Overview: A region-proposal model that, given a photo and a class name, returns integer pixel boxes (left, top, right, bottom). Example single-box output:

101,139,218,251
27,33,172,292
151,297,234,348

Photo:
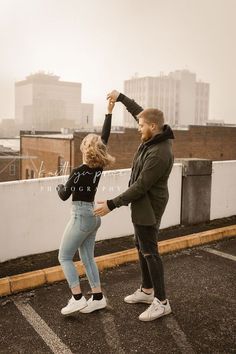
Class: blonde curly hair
80,134,115,169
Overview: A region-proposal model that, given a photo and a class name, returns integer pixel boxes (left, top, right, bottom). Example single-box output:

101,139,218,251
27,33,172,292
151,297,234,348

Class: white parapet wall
210,160,236,220
0,164,182,262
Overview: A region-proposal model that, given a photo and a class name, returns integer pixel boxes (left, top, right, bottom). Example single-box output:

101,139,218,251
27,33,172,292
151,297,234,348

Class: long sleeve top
57,114,112,202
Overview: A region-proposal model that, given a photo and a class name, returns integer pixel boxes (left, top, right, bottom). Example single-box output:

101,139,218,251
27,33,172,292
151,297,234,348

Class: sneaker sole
61,304,88,316
124,299,154,304
80,304,107,314
139,308,172,322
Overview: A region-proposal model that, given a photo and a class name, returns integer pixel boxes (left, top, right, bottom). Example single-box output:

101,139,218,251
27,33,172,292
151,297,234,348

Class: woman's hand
107,98,115,114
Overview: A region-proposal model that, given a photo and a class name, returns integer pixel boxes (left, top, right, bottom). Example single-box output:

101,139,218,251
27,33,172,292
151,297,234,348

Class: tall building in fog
124,70,209,128
15,72,93,131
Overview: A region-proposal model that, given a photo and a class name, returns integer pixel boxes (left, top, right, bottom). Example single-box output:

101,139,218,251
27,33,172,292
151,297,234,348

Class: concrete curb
1,225,236,297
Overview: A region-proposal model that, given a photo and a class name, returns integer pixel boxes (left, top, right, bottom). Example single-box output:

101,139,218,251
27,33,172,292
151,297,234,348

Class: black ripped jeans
134,224,166,301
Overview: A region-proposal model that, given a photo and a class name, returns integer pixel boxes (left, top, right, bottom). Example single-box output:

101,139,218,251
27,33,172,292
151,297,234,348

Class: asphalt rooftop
0,237,235,354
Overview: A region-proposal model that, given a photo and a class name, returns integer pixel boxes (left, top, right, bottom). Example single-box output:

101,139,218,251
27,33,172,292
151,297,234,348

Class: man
94,90,174,321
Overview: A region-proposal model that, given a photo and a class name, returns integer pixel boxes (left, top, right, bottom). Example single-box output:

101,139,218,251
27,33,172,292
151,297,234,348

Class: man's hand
107,90,120,102
94,201,111,217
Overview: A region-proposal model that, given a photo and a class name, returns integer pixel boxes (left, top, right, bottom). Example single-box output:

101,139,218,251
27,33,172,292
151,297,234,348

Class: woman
57,99,115,316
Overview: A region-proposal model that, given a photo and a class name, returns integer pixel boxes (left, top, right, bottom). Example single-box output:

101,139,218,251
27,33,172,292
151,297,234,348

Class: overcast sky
0,0,235,125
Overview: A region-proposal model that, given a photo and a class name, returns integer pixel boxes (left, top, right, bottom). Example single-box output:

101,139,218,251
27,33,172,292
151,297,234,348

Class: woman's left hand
107,98,115,114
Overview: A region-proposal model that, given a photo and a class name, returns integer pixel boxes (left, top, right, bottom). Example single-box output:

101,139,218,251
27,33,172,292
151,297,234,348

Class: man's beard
141,136,147,143
140,130,152,142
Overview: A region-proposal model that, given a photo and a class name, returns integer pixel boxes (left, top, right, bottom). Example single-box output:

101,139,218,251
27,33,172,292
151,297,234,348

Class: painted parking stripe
14,300,73,354
101,304,194,354
204,248,236,261
165,316,195,354
100,312,125,354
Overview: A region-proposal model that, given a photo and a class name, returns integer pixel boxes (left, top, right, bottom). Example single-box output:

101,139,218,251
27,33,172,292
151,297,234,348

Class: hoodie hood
144,124,174,147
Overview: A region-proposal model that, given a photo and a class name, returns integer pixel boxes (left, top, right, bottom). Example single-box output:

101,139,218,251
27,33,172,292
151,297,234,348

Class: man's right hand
107,90,120,102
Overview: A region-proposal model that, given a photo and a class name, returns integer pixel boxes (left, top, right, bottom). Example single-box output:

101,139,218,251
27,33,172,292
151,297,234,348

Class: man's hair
138,108,164,129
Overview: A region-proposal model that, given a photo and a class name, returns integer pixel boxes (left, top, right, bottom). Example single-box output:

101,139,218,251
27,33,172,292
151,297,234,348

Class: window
58,156,66,176
31,170,35,179
9,164,16,176
25,169,30,179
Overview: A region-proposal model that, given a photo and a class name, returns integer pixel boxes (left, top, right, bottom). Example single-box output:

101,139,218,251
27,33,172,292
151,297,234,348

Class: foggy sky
0,0,235,125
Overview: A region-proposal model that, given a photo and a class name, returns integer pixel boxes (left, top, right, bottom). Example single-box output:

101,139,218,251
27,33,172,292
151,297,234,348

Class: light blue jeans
58,201,101,289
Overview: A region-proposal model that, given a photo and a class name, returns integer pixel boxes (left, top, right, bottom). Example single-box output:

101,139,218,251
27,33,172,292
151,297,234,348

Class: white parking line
204,248,236,261
14,300,73,354
165,316,195,354
100,312,125,354
101,306,195,354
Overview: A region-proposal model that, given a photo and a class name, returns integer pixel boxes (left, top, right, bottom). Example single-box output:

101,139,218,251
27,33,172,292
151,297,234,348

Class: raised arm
101,99,115,145
107,90,143,122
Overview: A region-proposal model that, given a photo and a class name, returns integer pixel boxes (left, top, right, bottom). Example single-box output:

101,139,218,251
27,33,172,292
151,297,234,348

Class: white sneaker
80,296,107,313
139,298,172,321
61,296,87,316
124,288,154,304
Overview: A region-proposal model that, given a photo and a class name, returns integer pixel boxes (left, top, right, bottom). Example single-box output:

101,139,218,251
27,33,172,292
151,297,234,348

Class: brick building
20,133,73,179
0,139,21,182
20,125,236,180
173,125,236,160
0,150,20,182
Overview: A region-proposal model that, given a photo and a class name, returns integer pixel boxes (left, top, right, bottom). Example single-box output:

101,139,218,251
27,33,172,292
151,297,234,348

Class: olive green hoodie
107,94,174,225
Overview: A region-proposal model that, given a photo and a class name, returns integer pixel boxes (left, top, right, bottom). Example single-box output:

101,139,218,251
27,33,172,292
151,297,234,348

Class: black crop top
57,114,112,202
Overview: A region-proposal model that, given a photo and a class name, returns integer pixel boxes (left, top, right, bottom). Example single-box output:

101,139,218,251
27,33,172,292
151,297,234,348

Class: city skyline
124,70,209,128
15,72,94,131
0,0,235,126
